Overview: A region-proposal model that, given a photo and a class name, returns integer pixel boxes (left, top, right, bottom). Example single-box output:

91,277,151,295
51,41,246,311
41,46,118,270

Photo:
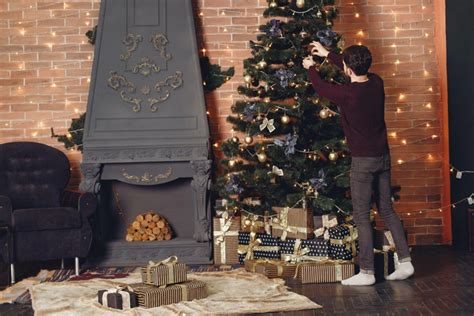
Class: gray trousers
351,154,411,273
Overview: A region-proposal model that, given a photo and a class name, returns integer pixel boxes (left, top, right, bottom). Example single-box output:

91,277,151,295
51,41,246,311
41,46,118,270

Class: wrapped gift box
374,228,408,252
130,280,207,308
98,287,138,310
374,249,397,281
279,237,330,262
213,214,240,265
238,231,280,264
244,259,297,278
272,207,314,240
328,224,358,261
294,261,355,284
141,256,187,287
313,214,339,231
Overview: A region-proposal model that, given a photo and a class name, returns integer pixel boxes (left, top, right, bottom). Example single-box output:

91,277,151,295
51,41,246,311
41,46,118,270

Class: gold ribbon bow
314,214,338,240
259,117,276,133
329,224,358,256
274,207,309,241
237,231,262,261
146,256,178,284
242,214,265,233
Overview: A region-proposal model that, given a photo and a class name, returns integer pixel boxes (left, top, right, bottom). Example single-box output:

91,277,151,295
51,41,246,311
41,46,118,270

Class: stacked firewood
126,212,173,242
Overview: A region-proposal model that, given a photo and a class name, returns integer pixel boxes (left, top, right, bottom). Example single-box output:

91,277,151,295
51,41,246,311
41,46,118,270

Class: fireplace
80,0,212,266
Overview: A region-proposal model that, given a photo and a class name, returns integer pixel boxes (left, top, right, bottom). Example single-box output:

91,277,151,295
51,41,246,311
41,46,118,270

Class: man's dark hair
342,45,372,76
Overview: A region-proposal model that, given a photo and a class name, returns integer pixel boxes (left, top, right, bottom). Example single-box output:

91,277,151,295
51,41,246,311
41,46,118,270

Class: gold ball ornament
281,114,290,124
258,60,267,69
244,135,253,144
244,219,252,227
329,152,339,161
228,159,236,167
244,75,252,83
231,136,239,143
257,152,268,163
270,1,278,8
319,108,329,119
296,0,305,8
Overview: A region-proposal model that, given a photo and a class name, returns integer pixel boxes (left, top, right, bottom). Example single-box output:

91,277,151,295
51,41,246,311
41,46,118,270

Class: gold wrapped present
244,259,297,279
213,212,240,265
140,256,187,287
130,280,207,308
237,231,280,262
272,207,314,240
294,260,355,284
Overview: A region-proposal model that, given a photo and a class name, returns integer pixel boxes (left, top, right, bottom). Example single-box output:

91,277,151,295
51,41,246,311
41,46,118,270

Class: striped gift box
244,259,297,279
294,261,355,284
213,216,240,265
140,259,187,287
130,280,207,308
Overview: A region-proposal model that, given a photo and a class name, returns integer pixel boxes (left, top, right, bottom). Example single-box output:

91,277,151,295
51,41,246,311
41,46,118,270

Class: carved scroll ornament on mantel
107,33,183,113
121,167,173,183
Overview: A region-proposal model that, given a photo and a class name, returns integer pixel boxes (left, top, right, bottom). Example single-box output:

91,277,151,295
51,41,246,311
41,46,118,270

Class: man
303,42,414,286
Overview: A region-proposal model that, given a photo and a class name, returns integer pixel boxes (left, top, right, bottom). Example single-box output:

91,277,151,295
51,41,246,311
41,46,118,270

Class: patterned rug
29,268,321,315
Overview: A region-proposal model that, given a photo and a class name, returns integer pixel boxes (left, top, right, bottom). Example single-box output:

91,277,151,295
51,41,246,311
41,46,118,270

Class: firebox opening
100,178,194,242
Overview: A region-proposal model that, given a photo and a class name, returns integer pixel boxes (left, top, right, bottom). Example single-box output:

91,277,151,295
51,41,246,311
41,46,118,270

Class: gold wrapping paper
294,260,355,284
130,280,207,308
213,215,240,265
244,259,297,279
140,256,187,287
272,207,314,240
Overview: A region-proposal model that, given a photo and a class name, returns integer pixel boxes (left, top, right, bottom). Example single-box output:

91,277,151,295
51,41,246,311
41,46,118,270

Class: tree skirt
30,268,321,315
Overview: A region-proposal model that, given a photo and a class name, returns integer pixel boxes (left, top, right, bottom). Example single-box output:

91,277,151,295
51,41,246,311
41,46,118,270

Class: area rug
30,268,321,315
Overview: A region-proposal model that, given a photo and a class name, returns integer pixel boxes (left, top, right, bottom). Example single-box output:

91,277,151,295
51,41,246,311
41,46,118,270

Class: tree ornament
259,117,276,133
228,159,236,167
257,60,267,69
316,10,323,18
244,219,252,226
270,1,278,7
244,74,252,83
281,114,290,124
329,151,339,161
319,108,329,119
264,97,271,103
312,154,320,161
231,136,240,143
296,0,305,9
244,135,253,144
257,152,268,163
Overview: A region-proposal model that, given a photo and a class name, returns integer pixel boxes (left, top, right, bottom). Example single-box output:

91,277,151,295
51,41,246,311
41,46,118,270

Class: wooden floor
1,246,474,315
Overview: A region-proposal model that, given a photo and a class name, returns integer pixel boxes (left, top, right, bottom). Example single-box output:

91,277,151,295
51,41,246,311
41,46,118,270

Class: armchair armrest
0,195,13,225
61,190,97,218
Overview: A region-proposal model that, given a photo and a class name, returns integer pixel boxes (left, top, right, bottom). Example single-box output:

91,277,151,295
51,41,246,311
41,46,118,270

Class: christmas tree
215,0,353,217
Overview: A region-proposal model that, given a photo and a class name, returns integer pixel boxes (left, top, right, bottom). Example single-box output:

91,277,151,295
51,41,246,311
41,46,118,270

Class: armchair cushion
12,207,82,232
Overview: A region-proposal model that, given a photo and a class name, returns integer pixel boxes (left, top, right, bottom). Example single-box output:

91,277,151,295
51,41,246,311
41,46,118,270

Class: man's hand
310,41,330,57
302,56,316,69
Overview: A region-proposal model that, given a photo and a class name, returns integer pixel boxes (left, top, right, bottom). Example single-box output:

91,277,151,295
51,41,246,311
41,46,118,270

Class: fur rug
30,268,321,315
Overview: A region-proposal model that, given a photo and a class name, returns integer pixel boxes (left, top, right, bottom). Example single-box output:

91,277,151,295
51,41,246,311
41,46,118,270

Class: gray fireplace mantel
81,0,213,266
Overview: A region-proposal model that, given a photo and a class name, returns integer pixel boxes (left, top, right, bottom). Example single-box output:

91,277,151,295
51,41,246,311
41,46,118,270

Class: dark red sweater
307,52,389,157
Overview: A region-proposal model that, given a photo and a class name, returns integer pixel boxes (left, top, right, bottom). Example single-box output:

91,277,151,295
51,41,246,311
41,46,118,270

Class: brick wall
0,0,449,245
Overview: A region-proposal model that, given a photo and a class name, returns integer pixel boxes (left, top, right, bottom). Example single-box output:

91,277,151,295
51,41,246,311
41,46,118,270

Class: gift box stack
98,256,207,309
373,228,399,281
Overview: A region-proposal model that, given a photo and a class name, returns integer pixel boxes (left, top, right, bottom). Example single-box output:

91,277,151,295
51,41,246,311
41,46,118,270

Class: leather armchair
0,142,97,280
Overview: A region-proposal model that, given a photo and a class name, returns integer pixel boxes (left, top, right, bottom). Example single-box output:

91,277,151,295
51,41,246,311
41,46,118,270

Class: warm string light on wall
3,1,97,145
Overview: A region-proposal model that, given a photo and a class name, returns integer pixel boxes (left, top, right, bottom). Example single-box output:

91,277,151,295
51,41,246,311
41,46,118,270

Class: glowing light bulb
201,48,206,55
397,108,402,113
357,30,364,36
391,43,397,48
47,43,53,49
51,32,56,36
213,143,219,148
31,131,38,137
428,87,433,92
223,28,228,32
399,94,405,100
395,60,400,65
390,132,397,138
74,108,79,114
431,135,438,139
199,12,204,17
86,12,90,16
402,139,407,145
20,29,26,36
85,21,90,26
397,159,403,164
355,13,360,18
426,103,432,108
206,111,210,115
426,123,431,127
51,83,56,88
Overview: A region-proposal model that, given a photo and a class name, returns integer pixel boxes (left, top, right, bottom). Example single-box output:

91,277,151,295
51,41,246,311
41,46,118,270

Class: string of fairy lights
3,1,466,217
